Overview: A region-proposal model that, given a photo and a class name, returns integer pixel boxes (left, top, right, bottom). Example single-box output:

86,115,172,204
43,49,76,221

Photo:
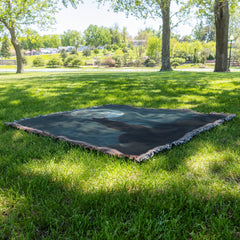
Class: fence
231,61,240,67
0,59,17,65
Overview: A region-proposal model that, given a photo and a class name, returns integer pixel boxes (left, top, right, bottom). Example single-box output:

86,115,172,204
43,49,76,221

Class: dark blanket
5,104,235,161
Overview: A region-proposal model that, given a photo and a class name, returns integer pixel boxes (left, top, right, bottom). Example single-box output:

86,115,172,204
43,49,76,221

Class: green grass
0,65,17,69
0,71,239,239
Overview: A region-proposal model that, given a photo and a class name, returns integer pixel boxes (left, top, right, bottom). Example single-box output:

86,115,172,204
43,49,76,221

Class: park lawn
0,71,239,239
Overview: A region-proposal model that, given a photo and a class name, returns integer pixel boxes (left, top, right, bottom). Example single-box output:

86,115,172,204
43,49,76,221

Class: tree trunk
214,0,229,72
9,27,24,73
160,0,172,71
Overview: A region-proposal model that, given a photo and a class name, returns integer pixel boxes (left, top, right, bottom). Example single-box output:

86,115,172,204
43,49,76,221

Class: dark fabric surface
12,105,233,159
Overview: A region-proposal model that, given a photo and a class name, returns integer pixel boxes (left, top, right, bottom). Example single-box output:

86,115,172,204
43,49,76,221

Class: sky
40,1,195,37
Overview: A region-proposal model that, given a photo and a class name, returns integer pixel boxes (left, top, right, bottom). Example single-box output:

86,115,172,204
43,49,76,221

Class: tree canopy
96,0,184,71
61,30,83,49
84,25,111,47
0,36,11,59
0,0,83,73
187,0,239,71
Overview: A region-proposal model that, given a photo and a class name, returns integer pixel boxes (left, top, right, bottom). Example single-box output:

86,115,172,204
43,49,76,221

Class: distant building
24,50,41,55
132,40,147,47
39,48,58,54
58,46,75,53
78,45,89,52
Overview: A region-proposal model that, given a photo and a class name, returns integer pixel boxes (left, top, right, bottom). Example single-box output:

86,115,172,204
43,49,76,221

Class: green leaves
0,36,11,58
84,25,111,47
62,0,83,9
61,30,83,48
0,0,60,31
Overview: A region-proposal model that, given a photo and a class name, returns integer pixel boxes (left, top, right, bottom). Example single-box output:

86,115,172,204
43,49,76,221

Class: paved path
0,68,239,73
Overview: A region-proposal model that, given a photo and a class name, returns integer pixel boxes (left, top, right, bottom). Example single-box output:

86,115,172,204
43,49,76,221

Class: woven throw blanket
5,104,235,162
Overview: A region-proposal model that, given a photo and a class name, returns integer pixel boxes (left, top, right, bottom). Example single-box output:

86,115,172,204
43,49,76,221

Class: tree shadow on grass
0,71,215,119
1,71,239,172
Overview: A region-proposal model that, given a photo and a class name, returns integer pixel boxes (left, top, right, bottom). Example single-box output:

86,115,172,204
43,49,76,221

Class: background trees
146,36,162,63
84,25,111,47
229,5,240,40
0,0,83,73
0,36,11,59
0,0,239,72
193,20,216,42
0,0,61,73
41,35,62,48
109,24,121,46
19,30,42,51
61,30,83,49
96,0,177,71
188,0,239,72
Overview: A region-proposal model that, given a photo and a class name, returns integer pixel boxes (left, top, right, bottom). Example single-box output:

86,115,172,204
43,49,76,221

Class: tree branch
0,17,11,30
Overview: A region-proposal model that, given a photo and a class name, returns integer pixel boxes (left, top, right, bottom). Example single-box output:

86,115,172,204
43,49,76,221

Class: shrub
112,44,119,51
122,47,128,53
103,49,108,55
70,48,78,55
64,56,75,66
170,58,185,65
144,58,156,67
123,53,130,67
129,43,134,50
71,57,83,67
47,57,63,68
171,62,180,68
94,48,99,54
82,49,91,57
193,49,199,63
200,56,207,64
64,56,83,67
94,58,101,66
22,56,28,65
173,50,187,59
102,57,116,67
106,45,112,51
33,56,45,67
133,58,143,67
60,49,68,60
208,54,215,60
112,55,123,67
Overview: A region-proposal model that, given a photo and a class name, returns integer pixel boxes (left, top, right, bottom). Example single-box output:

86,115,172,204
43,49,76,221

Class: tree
188,0,239,72
214,0,229,71
0,0,82,73
40,34,61,48
121,27,129,44
84,25,111,47
61,30,83,49
159,0,172,71
96,0,177,71
0,0,61,73
146,36,162,63
109,24,121,46
1,36,11,59
20,29,42,51
134,28,154,44
229,5,240,40
193,21,215,42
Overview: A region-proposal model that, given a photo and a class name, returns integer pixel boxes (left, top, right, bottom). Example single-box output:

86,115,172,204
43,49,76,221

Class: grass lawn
0,71,239,239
